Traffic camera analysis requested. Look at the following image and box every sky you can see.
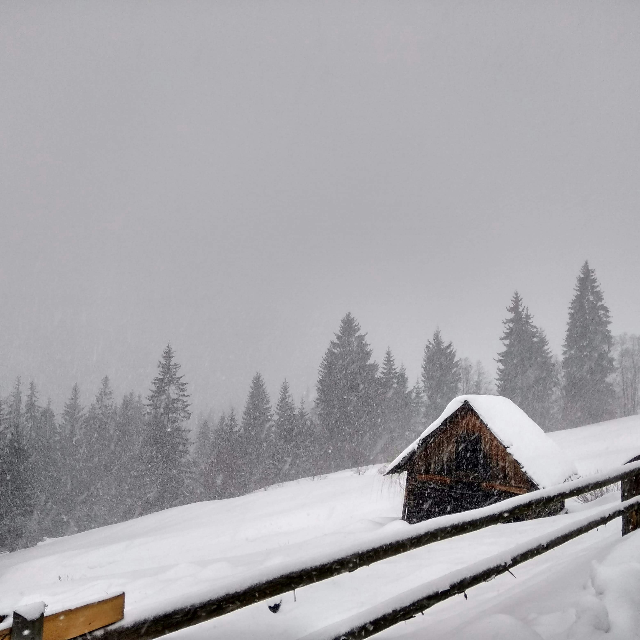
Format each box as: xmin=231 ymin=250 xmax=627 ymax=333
xmin=1 ymin=1 xmax=639 ymax=416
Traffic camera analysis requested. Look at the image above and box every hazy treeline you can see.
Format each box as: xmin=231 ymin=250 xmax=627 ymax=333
xmin=1 ymin=261 xmax=638 ymax=551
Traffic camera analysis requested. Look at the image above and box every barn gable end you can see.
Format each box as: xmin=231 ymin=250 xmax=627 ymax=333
xmin=387 ymin=395 xmax=578 ymax=524
xmin=409 ymin=402 xmax=537 ymax=493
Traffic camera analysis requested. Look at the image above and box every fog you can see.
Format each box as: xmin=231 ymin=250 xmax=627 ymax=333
xmin=1 ymin=1 xmax=639 ymax=412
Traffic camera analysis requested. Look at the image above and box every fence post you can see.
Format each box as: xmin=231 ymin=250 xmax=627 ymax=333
xmin=622 ymin=455 xmax=640 ymax=536
xmin=11 ymin=603 xmax=45 ymax=640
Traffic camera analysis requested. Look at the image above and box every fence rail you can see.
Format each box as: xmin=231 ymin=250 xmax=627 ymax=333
xmin=6 ymin=461 xmax=640 ymax=640
xmin=89 ymin=460 xmax=640 ymax=640
xmin=301 ymin=495 xmax=640 ymax=640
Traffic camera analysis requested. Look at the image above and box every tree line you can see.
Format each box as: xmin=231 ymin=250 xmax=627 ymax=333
xmin=0 ymin=260 xmax=638 ymax=551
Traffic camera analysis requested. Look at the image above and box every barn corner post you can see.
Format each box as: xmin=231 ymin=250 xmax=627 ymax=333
xmin=622 ymin=455 xmax=640 ymax=536
xmin=10 ymin=603 xmax=45 ymax=640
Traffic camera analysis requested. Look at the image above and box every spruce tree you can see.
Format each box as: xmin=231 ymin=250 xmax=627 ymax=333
xmin=193 ymin=417 xmax=213 ymax=499
xmin=264 ymin=380 xmax=296 ymax=484
xmin=81 ymin=377 xmax=118 ymax=528
xmin=140 ymin=344 xmax=191 ymax=514
xmin=239 ymin=373 xmax=272 ymax=491
xmin=114 ymin=392 xmax=146 ymax=520
xmin=58 ymin=383 xmax=85 ymax=534
xmin=0 ymin=380 xmax=34 ymax=550
xmin=378 ymin=350 xmax=415 ymax=461
xmin=496 ymin=292 xmax=557 ymax=427
xmin=290 ymin=400 xmax=316 ymax=479
xmin=315 ymin=313 xmax=379 ymax=471
xmin=562 ymin=262 xmax=615 ymax=426
xmin=206 ymin=410 xmax=240 ymax=498
xmin=421 ymin=329 xmax=461 ymax=424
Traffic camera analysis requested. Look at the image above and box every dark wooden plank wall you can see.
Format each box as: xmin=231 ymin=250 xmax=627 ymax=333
xmin=401 ymin=404 xmax=559 ymax=523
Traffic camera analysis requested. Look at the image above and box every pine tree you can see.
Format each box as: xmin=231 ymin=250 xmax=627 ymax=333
xmin=114 ymin=392 xmax=146 ymax=520
xmin=614 ymin=334 xmax=640 ymax=417
xmin=496 ymin=292 xmax=557 ymax=427
xmin=264 ymin=380 xmax=296 ymax=484
xmin=562 ymin=262 xmax=616 ymax=427
xmin=239 ymin=373 xmax=272 ymax=491
xmin=140 ymin=344 xmax=191 ymax=514
xmin=289 ymin=400 xmax=317 ymax=479
xmin=24 ymin=381 xmax=41 ymax=446
xmin=193 ymin=417 xmax=213 ymax=499
xmin=378 ymin=350 xmax=415 ymax=461
xmin=421 ymin=329 xmax=461 ymax=424
xmin=57 ymin=383 xmax=85 ymax=534
xmin=80 ymin=377 xmax=118 ymax=528
xmin=0 ymin=379 xmax=35 ymax=549
xmin=206 ymin=410 xmax=240 ymax=498
xmin=315 ymin=313 xmax=379 ymax=471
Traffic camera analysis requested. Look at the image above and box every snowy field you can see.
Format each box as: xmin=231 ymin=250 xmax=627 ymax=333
xmin=2 ymin=415 xmax=640 ymax=640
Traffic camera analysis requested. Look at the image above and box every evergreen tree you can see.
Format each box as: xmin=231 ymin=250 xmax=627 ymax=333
xmin=289 ymin=400 xmax=317 ymax=479
xmin=562 ymin=262 xmax=616 ymax=427
xmin=24 ymin=381 xmax=41 ymax=446
xmin=421 ymin=329 xmax=461 ymax=424
xmin=496 ymin=292 xmax=557 ymax=427
xmin=239 ymin=373 xmax=272 ymax=491
xmin=206 ymin=410 xmax=240 ymax=499
xmin=0 ymin=381 xmax=34 ymax=549
xmin=613 ymin=334 xmax=640 ymax=418
xmin=80 ymin=377 xmax=118 ymax=528
xmin=315 ymin=313 xmax=379 ymax=471
xmin=193 ymin=417 xmax=213 ymax=499
xmin=378 ymin=350 xmax=415 ymax=461
xmin=140 ymin=345 xmax=191 ymax=514
xmin=58 ymin=383 xmax=85 ymax=534
xmin=117 ymin=393 xmax=148 ymax=519
xmin=264 ymin=380 xmax=296 ymax=484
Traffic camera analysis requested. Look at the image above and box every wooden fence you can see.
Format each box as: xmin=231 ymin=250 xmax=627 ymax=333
xmin=4 ymin=459 xmax=640 ymax=640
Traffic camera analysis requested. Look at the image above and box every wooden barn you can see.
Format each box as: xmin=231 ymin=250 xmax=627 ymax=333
xmin=385 ymin=395 xmax=577 ymax=524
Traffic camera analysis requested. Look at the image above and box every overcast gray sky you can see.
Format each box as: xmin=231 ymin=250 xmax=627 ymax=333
xmin=1 ymin=1 xmax=639 ymax=414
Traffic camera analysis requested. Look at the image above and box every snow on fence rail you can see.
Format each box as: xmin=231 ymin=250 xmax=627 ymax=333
xmin=301 ymin=496 xmax=640 ymax=640
xmin=6 ymin=461 xmax=640 ymax=640
xmin=86 ymin=460 xmax=640 ymax=640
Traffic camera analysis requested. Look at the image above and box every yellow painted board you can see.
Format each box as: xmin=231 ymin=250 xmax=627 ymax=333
xmin=0 ymin=593 xmax=124 ymax=640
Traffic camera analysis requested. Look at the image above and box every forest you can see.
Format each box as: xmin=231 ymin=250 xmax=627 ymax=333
xmin=1 ymin=261 xmax=638 ymax=552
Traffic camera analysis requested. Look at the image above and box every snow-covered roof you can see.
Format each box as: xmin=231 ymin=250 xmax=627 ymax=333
xmin=386 ymin=395 xmax=578 ymax=488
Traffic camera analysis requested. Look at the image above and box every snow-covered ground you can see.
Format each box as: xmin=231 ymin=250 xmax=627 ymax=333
xmin=2 ymin=415 xmax=640 ymax=639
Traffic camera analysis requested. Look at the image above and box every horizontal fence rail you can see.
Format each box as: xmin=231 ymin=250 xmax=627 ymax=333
xmin=90 ymin=460 xmax=640 ymax=640
xmin=302 ymin=495 xmax=640 ymax=640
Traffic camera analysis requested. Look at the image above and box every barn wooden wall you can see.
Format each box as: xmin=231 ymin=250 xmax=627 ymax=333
xmin=409 ymin=404 xmax=536 ymax=494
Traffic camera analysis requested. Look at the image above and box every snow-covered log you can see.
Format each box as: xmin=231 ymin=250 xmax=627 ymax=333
xmin=90 ymin=461 xmax=640 ymax=640
xmin=301 ymin=496 xmax=640 ymax=640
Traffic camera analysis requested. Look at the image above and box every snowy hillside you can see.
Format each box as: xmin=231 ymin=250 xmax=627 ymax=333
xmin=2 ymin=415 xmax=640 ymax=640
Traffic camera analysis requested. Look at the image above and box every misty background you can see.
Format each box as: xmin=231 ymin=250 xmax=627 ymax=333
xmin=1 ymin=1 xmax=639 ymax=414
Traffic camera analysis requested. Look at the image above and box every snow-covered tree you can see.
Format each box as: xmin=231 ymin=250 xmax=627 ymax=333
xmin=613 ymin=334 xmax=640 ymax=418
xmin=264 ymin=380 xmax=296 ymax=484
xmin=0 ymin=381 xmax=34 ymax=550
xmin=496 ymin=292 xmax=557 ymax=428
xmin=421 ymin=329 xmax=460 ymax=424
xmin=239 ymin=373 xmax=272 ymax=491
xmin=193 ymin=417 xmax=213 ymax=498
xmin=140 ymin=344 xmax=191 ymax=514
xmin=315 ymin=313 xmax=379 ymax=471
xmin=460 ymin=359 xmax=494 ymax=395
xmin=378 ymin=350 xmax=416 ymax=461
xmin=562 ymin=262 xmax=615 ymax=427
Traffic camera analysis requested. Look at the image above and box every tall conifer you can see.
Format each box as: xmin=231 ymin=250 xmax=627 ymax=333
xmin=315 ymin=313 xmax=379 ymax=470
xmin=421 ymin=330 xmax=460 ymax=424
xmin=496 ymin=292 xmax=557 ymax=427
xmin=562 ymin=262 xmax=615 ymax=426
xmin=240 ymin=373 xmax=272 ymax=491
xmin=140 ymin=345 xmax=191 ymax=513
